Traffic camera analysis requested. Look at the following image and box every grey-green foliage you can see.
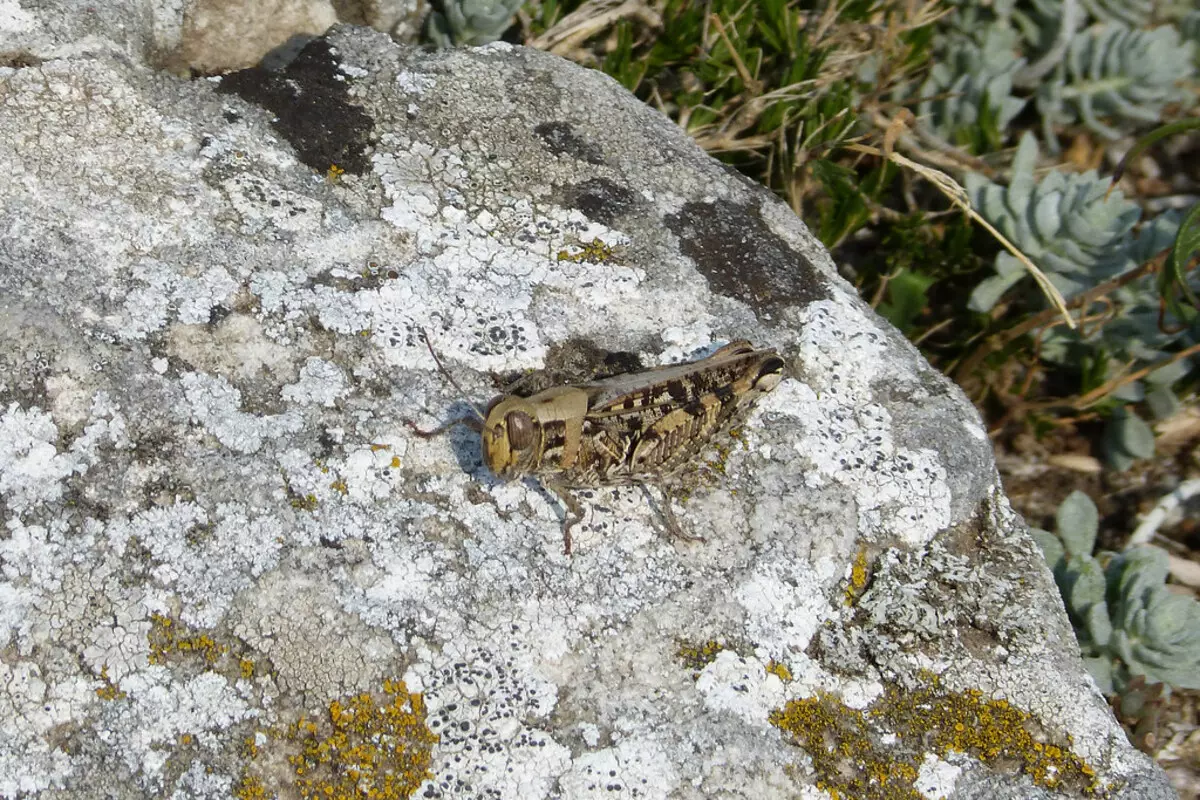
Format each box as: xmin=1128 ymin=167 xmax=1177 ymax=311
xmin=1021 ymin=0 xmax=1155 ymax=30
xmin=917 ymin=28 xmax=1027 ymax=147
xmin=968 ymin=134 xmax=1195 ymax=465
xmin=923 ymin=0 xmax=1198 ymax=148
xmin=966 ymin=131 xmax=1142 ymax=310
xmin=1185 ymin=12 xmax=1200 ymax=62
xmin=1037 ymin=23 xmax=1197 ymax=142
xmin=424 ymin=0 xmax=523 ymax=48
xmin=1032 ymin=490 xmax=1200 ymax=693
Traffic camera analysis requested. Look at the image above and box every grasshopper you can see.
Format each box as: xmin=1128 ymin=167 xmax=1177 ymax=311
xmin=413 ymin=332 xmax=785 ymax=553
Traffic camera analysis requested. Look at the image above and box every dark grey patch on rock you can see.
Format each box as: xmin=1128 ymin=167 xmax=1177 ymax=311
xmin=533 ymin=121 xmax=605 ymax=165
xmin=0 ymin=51 xmax=43 ymax=69
xmin=207 ymin=305 xmax=231 ymax=326
xmin=506 ymin=338 xmax=646 ymax=395
xmin=665 ymin=200 xmax=829 ymax=317
xmin=216 ymin=37 xmax=374 ymax=174
xmin=565 ymin=178 xmax=641 ymax=226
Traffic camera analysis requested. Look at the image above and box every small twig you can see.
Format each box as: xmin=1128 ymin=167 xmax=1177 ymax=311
xmin=1072 ymin=340 xmax=1200 ymax=409
xmin=1128 ymin=479 xmax=1200 ymax=547
xmin=847 ymin=141 xmax=1074 ymax=328
xmin=708 ymin=13 xmax=763 ymax=95
xmin=527 ymin=0 xmax=661 ymax=55
xmin=953 ymin=255 xmax=1163 ymax=383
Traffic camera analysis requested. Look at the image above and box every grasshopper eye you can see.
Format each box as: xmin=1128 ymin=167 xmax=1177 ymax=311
xmin=504 ymin=411 xmax=536 ymax=450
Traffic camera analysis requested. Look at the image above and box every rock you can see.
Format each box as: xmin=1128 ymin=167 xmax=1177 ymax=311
xmin=0 ymin=20 xmax=1173 ymax=800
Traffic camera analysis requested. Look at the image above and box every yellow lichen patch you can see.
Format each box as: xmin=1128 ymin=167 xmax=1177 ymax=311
xmin=845 ymin=545 xmax=870 ymax=605
xmin=234 ymin=772 xmax=270 ymax=800
xmin=765 ymin=660 xmax=793 ymax=682
xmin=330 ymin=478 xmax=349 ymax=495
xmin=769 ymin=677 xmax=1099 ymax=799
xmin=148 ymin=613 xmax=228 ymax=667
xmin=290 ymin=493 xmax=319 ymax=511
xmin=281 ymin=679 xmax=439 ymax=800
xmin=146 ymin=614 xmax=263 ymax=685
xmin=676 ymin=640 xmax=728 ymax=672
xmin=94 ymin=665 xmax=126 ymax=701
xmin=556 ymin=239 xmax=617 ymax=264
xmin=326 ymin=164 xmax=345 ymax=183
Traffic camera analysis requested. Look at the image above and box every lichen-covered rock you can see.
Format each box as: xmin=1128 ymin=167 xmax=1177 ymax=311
xmin=0 ymin=19 xmax=1173 ymax=800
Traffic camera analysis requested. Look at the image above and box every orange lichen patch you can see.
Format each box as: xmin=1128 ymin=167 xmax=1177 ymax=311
xmin=283 ymin=679 xmax=438 ymax=800
xmin=845 ymin=545 xmax=870 ymax=605
xmin=769 ymin=677 xmax=1099 ymax=799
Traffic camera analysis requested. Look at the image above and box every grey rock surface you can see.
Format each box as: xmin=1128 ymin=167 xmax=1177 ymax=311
xmin=0 ymin=19 xmax=1174 ymax=800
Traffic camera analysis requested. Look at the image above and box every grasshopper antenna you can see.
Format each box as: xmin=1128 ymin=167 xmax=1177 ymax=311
xmin=416 ymin=327 xmax=486 ymax=429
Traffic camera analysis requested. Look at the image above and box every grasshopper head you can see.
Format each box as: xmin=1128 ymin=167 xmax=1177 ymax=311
xmin=481 ymin=396 xmax=543 ymax=479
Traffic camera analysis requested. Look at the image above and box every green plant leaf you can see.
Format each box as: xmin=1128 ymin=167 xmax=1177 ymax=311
xmin=1056 ymin=490 xmax=1099 ymax=558
xmin=878 ymin=269 xmax=936 ymax=333
xmin=1163 ymin=201 xmax=1200 ymax=313
xmin=1067 ymin=555 xmax=1107 ymax=613
xmin=1111 ymin=119 xmax=1200 ymax=188
xmin=1145 ymin=385 xmax=1180 ymax=420
xmin=1085 ymin=602 xmax=1114 ymax=648
xmin=1029 ymin=528 xmax=1065 ymax=569
xmin=1110 ymin=407 xmax=1156 ymax=460
xmin=1083 ymin=656 xmax=1114 ymax=694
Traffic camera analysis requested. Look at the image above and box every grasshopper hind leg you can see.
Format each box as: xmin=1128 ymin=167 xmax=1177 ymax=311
xmin=542 ymin=478 xmax=585 ymax=555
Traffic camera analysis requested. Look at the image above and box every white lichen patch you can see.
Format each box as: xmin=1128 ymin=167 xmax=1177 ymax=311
xmin=735 ymin=556 xmax=842 ymax=654
xmin=0 ymin=662 xmax=79 ymax=795
xmin=406 ymin=640 xmax=572 ymax=799
xmin=113 ymin=260 xmax=239 ymax=339
xmin=0 ymin=403 xmax=81 ymax=513
xmin=558 ymin=735 xmax=680 ymax=799
xmin=915 ymin=753 xmax=963 ymax=799
xmin=106 ymin=502 xmax=285 ymax=629
xmin=280 ymin=357 xmax=349 ymax=407
xmin=96 ymin=669 xmax=253 ymax=786
xmin=180 ymin=371 xmax=304 ymax=454
xmin=366 ymin=136 xmax=646 ymax=373
xmin=756 ymin=298 xmax=953 ymax=546
xmin=234 ymin=570 xmax=398 ymax=699
xmin=695 ymin=651 xmax=787 ymax=727
xmin=220 ymin=173 xmax=325 ymax=235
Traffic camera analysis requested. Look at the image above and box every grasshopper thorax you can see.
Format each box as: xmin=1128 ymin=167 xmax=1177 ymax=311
xmin=481 ymin=395 xmax=544 ymax=479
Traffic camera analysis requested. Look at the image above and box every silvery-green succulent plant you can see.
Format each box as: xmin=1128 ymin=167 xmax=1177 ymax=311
xmin=1032 ymin=491 xmax=1200 ymax=694
xmin=966 ymin=132 xmax=1142 ymax=311
xmin=1036 ymin=23 xmax=1196 ymax=142
xmin=916 ymin=28 xmax=1027 ymax=150
xmin=424 ymin=0 xmax=524 ymax=48
xmin=1021 ymin=0 xmax=1155 ymax=29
